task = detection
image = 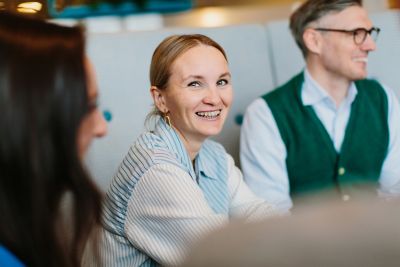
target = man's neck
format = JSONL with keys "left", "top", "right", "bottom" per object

{"left": 307, "top": 64, "right": 351, "bottom": 107}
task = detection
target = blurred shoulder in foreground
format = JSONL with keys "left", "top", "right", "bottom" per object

{"left": 181, "top": 197, "right": 400, "bottom": 267}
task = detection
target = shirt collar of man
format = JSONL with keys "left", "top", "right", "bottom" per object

{"left": 302, "top": 68, "right": 358, "bottom": 108}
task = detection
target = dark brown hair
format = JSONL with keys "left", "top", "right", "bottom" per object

{"left": 0, "top": 12, "right": 102, "bottom": 266}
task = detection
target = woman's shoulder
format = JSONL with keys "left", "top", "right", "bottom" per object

{"left": 133, "top": 131, "right": 182, "bottom": 164}
{"left": 115, "top": 131, "right": 183, "bottom": 180}
{"left": 103, "top": 131, "right": 186, "bottom": 233}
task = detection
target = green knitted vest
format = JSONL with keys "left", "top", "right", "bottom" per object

{"left": 263, "top": 72, "right": 389, "bottom": 198}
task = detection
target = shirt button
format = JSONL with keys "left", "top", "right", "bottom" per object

{"left": 342, "top": 194, "right": 350, "bottom": 202}
{"left": 338, "top": 167, "right": 346, "bottom": 176}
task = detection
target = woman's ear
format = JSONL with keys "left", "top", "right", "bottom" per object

{"left": 303, "top": 28, "right": 322, "bottom": 55}
{"left": 150, "top": 86, "right": 168, "bottom": 113}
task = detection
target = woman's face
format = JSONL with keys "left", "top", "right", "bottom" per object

{"left": 77, "top": 59, "right": 107, "bottom": 158}
{"left": 156, "top": 45, "right": 233, "bottom": 144}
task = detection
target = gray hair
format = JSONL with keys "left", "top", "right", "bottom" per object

{"left": 290, "top": 0, "right": 362, "bottom": 57}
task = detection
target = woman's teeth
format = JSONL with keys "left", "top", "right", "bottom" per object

{"left": 196, "top": 110, "right": 221, "bottom": 119}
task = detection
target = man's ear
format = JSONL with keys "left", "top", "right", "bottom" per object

{"left": 303, "top": 28, "right": 322, "bottom": 55}
{"left": 150, "top": 86, "right": 168, "bottom": 113}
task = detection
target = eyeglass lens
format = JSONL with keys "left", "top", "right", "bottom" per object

{"left": 354, "top": 28, "right": 379, "bottom": 44}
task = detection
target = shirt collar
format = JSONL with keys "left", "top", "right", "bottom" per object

{"left": 195, "top": 142, "right": 218, "bottom": 180}
{"left": 154, "top": 118, "right": 197, "bottom": 180}
{"left": 302, "top": 68, "right": 358, "bottom": 107}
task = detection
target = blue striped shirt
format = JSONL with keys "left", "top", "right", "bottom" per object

{"left": 86, "top": 118, "right": 276, "bottom": 267}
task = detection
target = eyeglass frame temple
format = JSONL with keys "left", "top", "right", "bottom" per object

{"left": 313, "top": 27, "right": 381, "bottom": 44}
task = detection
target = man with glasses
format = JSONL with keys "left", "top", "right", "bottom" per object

{"left": 241, "top": 0, "right": 400, "bottom": 211}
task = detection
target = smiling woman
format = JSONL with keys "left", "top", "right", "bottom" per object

{"left": 83, "top": 34, "right": 279, "bottom": 267}
{"left": 150, "top": 35, "right": 233, "bottom": 159}
{"left": 152, "top": 45, "right": 232, "bottom": 157}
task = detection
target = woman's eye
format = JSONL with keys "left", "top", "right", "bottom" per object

{"left": 88, "top": 99, "right": 99, "bottom": 112}
{"left": 217, "top": 79, "right": 228, "bottom": 86}
{"left": 188, "top": 81, "right": 201, "bottom": 87}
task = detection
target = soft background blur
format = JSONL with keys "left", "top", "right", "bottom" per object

{"left": 1, "top": 0, "right": 399, "bottom": 30}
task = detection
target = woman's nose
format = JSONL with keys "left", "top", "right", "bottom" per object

{"left": 203, "top": 87, "right": 221, "bottom": 104}
{"left": 94, "top": 109, "right": 108, "bottom": 138}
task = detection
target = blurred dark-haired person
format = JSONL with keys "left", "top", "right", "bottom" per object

{"left": 240, "top": 0, "right": 400, "bottom": 212}
{"left": 87, "top": 34, "right": 278, "bottom": 267}
{"left": 0, "top": 12, "right": 107, "bottom": 267}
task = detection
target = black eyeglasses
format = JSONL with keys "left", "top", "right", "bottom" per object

{"left": 314, "top": 27, "right": 381, "bottom": 45}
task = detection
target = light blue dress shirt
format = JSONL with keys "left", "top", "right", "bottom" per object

{"left": 85, "top": 118, "right": 276, "bottom": 267}
{"left": 240, "top": 69, "right": 400, "bottom": 212}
